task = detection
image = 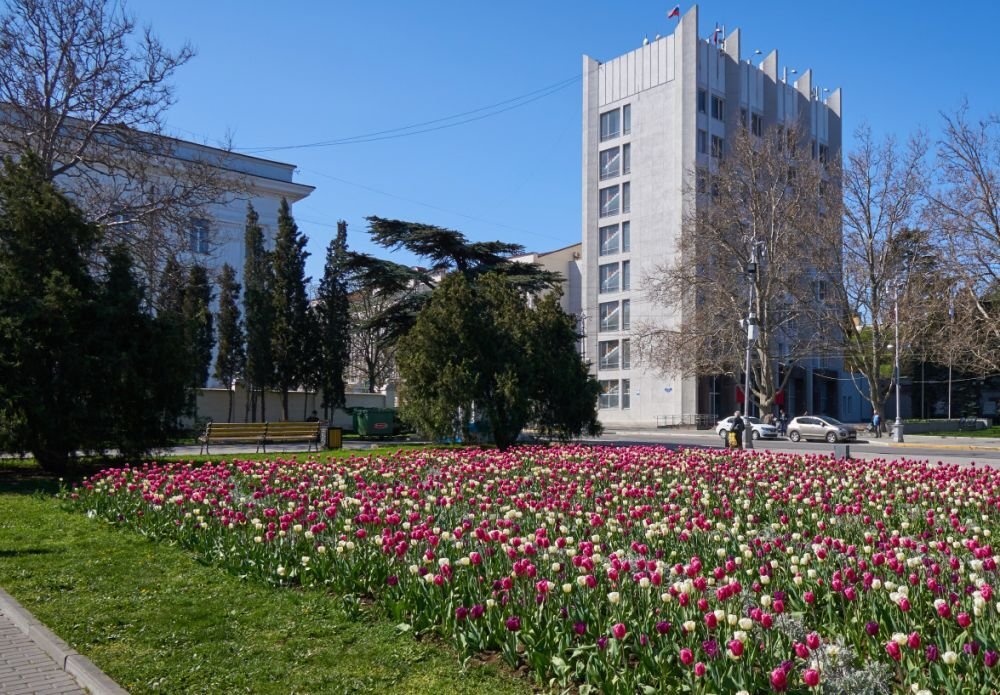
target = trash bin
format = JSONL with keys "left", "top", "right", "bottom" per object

{"left": 325, "top": 427, "right": 342, "bottom": 450}
{"left": 356, "top": 408, "right": 395, "bottom": 438}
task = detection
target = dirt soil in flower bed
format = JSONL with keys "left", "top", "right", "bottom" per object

{"left": 15, "top": 445, "right": 1000, "bottom": 693}
{"left": 0, "top": 455, "right": 527, "bottom": 695}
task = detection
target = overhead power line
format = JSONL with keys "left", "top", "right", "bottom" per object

{"left": 236, "top": 73, "right": 583, "bottom": 154}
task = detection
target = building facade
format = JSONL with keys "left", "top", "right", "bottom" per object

{"left": 581, "top": 5, "right": 842, "bottom": 426}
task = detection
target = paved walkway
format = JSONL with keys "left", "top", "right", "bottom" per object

{"left": 0, "top": 612, "right": 85, "bottom": 695}
{"left": 0, "top": 589, "right": 126, "bottom": 695}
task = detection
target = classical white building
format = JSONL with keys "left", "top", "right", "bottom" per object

{"left": 167, "top": 138, "right": 315, "bottom": 288}
{"left": 581, "top": 5, "right": 842, "bottom": 426}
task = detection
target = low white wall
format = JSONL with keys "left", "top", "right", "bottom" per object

{"left": 189, "top": 386, "right": 394, "bottom": 431}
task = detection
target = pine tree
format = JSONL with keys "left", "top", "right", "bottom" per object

{"left": 397, "top": 272, "right": 600, "bottom": 450}
{"left": 243, "top": 202, "right": 272, "bottom": 422}
{"left": 316, "top": 220, "right": 352, "bottom": 417}
{"left": 270, "top": 198, "right": 310, "bottom": 421}
{"left": 214, "top": 263, "right": 245, "bottom": 421}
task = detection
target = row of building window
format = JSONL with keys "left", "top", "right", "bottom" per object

{"left": 600, "top": 104, "right": 632, "bottom": 142}
{"left": 598, "top": 338, "right": 631, "bottom": 370}
{"left": 599, "top": 299, "right": 630, "bottom": 332}
{"left": 599, "top": 182, "right": 630, "bottom": 217}
{"left": 599, "top": 222, "right": 630, "bottom": 256}
{"left": 599, "top": 143, "right": 631, "bottom": 181}
{"left": 599, "top": 260, "right": 630, "bottom": 294}
{"left": 697, "top": 130, "right": 724, "bottom": 158}
{"left": 599, "top": 378, "right": 631, "bottom": 409}
{"left": 697, "top": 90, "right": 725, "bottom": 121}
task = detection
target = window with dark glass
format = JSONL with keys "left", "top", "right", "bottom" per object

{"left": 600, "top": 109, "right": 620, "bottom": 141}
{"left": 622, "top": 143, "right": 631, "bottom": 174}
{"left": 599, "top": 263, "right": 620, "bottom": 293}
{"left": 599, "top": 147, "right": 620, "bottom": 180}
{"left": 621, "top": 221, "right": 630, "bottom": 252}
{"left": 711, "top": 95, "right": 725, "bottom": 120}
{"left": 599, "top": 224, "right": 620, "bottom": 256}
{"left": 622, "top": 104, "right": 631, "bottom": 134}
{"left": 599, "top": 301, "right": 620, "bottom": 331}
{"left": 599, "top": 185, "right": 620, "bottom": 217}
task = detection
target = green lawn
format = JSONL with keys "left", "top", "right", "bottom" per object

{"left": 0, "top": 458, "right": 525, "bottom": 695}
{"left": 936, "top": 425, "right": 1000, "bottom": 438}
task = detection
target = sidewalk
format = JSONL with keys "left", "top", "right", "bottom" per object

{"left": 0, "top": 589, "right": 125, "bottom": 695}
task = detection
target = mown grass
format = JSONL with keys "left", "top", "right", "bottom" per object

{"left": 937, "top": 425, "right": 1000, "bottom": 439}
{"left": 0, "top": 456, "right": 526, "bottom": 695}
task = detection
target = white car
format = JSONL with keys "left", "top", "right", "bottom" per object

{"left": 716, "top": 416, "right": 779, "bottom": 441}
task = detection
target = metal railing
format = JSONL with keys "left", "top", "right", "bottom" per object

{"left": 655, "top": 414, "right": 717, "bottom": 430}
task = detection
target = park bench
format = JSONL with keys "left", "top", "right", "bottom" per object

{"left": 198, "top": 421, "right": 322, "bottom": 454}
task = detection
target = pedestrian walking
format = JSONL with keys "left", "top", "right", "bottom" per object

{"left": 731, "top": 410, "right": 746, "bottom": 449}
{"left": 777, "top": 409, "right": 787, "bottom": 437}
{"left": 872, "top": 413, "right": 881, "bottom": 438}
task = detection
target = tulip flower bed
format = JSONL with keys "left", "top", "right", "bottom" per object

{"left": 66, "top": 446, "right": 1000, "bottom": 693}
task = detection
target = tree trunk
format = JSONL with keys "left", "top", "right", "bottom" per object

{"left": 227, "top": 389, "right": 234, "bottom": 423}
{"left": 281, "top": 388, "right": 289, "bottom": 422}
{"left": 260, "top": 387, "right": 267, "bottom": 422}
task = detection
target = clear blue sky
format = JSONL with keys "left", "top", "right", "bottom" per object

{"left": 129, "top": 0, "right": 999, "bottom": 284}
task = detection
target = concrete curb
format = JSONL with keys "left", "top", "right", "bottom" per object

{"left": 0, "top": 587, "right": 129, "bottom": 695}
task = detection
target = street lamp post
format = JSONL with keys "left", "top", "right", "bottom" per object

{"left": 742, "top": 243, "right": 762, "bottom": 450}
{"left": 893, "top": 284, "right": 904, "bottom": 443}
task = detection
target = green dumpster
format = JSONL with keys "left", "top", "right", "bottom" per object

{"left": 356, "top": 408, "right": 395, "bottom": 438}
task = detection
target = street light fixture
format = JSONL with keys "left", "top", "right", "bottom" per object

{"left": 892, "top": 282, "right": 904, "bottom": 442}
{"left": 742, "top": 242, "right": 764, "bottom": 450}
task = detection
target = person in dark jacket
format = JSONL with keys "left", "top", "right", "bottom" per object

{"left": 731, "top": 410, "right": 746, "bottom": 449}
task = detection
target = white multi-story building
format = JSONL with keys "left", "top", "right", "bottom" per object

{"left": 581, "top": 5, "right": 842, "bottom": 426}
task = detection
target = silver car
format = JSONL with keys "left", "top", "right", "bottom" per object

{"left": 786, "top": 415, "right": 857, "bottom": 443}
{"left": 716, "top": 416, "right": 778, "bottom": 441}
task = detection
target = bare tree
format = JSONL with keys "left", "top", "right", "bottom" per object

{"left": 637, "top": 124, "right": 840, "bottom": 415}
{"left": 928, "top": 104, "right": 1000, "bottom": 373}
{"left": 0, "top": 0, "right": 242, "bottom": 282}
{"left": 824, "top": 124, "right": 949, "bottom": 421}
{"left": 349, "top": 287, "right": 400, "bottom": 394}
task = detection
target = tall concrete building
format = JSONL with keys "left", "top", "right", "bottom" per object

{"left": 581, "top": 5, "right": 841, "bottom": 426}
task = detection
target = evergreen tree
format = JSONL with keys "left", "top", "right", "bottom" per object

{"left": 0, "top": 155, "right": 101, "bottom": 471}
{"left": 183, "top": 264, "right": 214, "bottom": 388}
{"left": 214, "top": 263, "right": 245, "bottom": 421}
{"left": 0, "top": 156, "right": 190, "bottom": 470}
{"left": 243, "top": 202, "right": 272, "bottom": 421}
{"left": 93, "top": 246, "right": 190, "bottom": 458}
{"left": 397, "top": 273, "right": 600, "bottom": 450}
{"left": 317, "top": 220, "right": 352, "bottom": 417}
{"left": 270, "top": 198, "right": 310, "bottom": 421}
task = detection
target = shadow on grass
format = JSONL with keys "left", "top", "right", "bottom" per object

{"left": 0, "top": 548, "right": 52, "bottom": 557}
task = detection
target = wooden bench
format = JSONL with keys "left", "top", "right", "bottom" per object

{"left": 199, "top": 422, "right": 322, "bottom": 454}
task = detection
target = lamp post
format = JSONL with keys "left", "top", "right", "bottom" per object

{"left": 742, "top": 242, "right": 762, "bottom": 450}
{"left": 892, "top": 283, "right": 904, "bottom": 443}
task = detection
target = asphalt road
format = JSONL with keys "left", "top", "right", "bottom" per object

{"left": 582, "top": 428, "right": 1000, "bottom": 467}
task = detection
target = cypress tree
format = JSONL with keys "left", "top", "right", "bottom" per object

{"left": 183, "top": 264, "right": 214, "bottom": 389}
{"left": 316, "top": 220, "right": 352, "bottom": 418}
{"left": 270, "top": 197, "right": 310, "bottom": 421}
{"left": 214, "top": 263, "right": 245, "bottom": 421}
{"left": 243, "top": 202, "right": 272, "bottom": 422}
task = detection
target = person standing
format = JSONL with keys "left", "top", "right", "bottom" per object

{"left": 872, "top": 412, "right": 881, "bottom": 438}
{"left": 731, "top": 410, "right": 746, "bottom": 449}
{"left": 777, "top": 409, "right": 787, "bottom": 437}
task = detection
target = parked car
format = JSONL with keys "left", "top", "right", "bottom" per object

{"left": 786, "top": 415, "right": 857, "bottom": 443}
{"left": 716, "top": 416, "right": 778, "bottom": 441}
